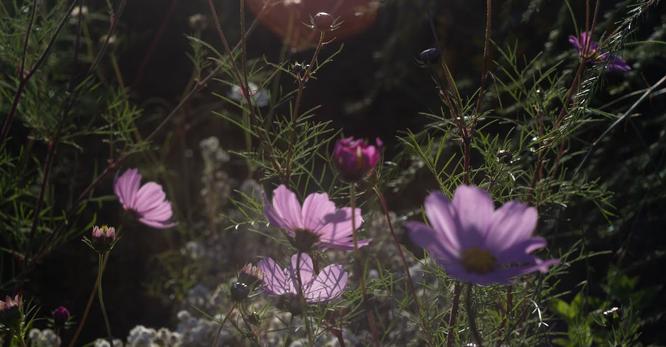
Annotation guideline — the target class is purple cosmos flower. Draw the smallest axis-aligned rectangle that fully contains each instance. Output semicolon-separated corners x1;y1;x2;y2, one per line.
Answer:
264;185;370;251
406;185;559;285
569;32;630;72
114;168;175;229
333;137;383;182
258;253;348;303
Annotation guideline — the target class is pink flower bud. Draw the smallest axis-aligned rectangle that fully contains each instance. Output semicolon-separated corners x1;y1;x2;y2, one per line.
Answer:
91;225;116;252
332;137;383;182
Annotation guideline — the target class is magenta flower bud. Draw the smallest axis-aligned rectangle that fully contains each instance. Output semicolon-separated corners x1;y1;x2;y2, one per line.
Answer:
91;225;116;252
52;306;70;327
333;137;383;182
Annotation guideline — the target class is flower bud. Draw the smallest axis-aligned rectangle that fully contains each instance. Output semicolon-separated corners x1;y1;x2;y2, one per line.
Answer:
52;306;70;327
91;225;116;252
230;282;250;302
419;47;441;65
313;12;334;32
188;14;208;31
333;137;383;182
238;263;263;289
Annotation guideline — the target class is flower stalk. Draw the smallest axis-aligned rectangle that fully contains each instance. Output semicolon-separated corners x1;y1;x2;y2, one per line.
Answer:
464;284;483;347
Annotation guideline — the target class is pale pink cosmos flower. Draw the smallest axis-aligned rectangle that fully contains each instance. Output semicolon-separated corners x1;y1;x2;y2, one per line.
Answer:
258;253;348;303
406;185;559;285
264;185;370;251
114;168;175;229
0;294;21;311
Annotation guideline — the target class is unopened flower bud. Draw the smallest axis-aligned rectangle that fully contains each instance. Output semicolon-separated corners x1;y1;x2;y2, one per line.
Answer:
52;306;70;327
238;263;263;289
419;47;441;65
91;225;116;252
333;137;383;182
188;14;208;31
230;282;250;302
313;12;334;32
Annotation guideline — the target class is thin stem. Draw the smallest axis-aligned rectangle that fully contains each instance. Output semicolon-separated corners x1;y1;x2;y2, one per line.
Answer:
496;286;513;346
27;141;56;245
18;0;38;79
213;303;237;347
373;187;432;343
1;0;80;143
445;283;462;347
474;0;494;115
237;304;261;345
97;253;113;342
68;253;108;347
206;0;257;119
132;0;178;86
350;184;381;346
295;252;316;346
283;32;326;182
464;284;483;347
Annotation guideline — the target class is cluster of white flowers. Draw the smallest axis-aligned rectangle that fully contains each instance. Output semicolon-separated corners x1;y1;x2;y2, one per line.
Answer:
175;310;228;346
93;338;123;347
199;136;233;225
28;329;61;347
125;325;182;347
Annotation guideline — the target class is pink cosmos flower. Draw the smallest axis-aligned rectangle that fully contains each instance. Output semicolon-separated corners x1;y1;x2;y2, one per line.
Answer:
0;294;21;311
264;185;370;251
114;168;175;229
569;32;630;72
0;294;21;326
406;185;559;285
258;253;348;303
333;137;383;182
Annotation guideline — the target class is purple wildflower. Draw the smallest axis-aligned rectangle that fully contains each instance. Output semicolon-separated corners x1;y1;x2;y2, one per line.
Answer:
264;185;370;251
114;168;175;229
406;185;559;285
258;253;348;303
333;137;383;182
569;31;630;72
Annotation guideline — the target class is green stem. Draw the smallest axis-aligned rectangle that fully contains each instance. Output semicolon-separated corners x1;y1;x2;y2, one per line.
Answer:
97;253;113;343
213;303;236;347
464;284;483;347
373;187;432;344
446;283;462;347
67;252;108;347
295;252;315;346
350;184;381;346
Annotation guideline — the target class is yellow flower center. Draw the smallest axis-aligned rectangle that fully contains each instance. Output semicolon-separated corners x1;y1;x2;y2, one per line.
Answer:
461;247;497;274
